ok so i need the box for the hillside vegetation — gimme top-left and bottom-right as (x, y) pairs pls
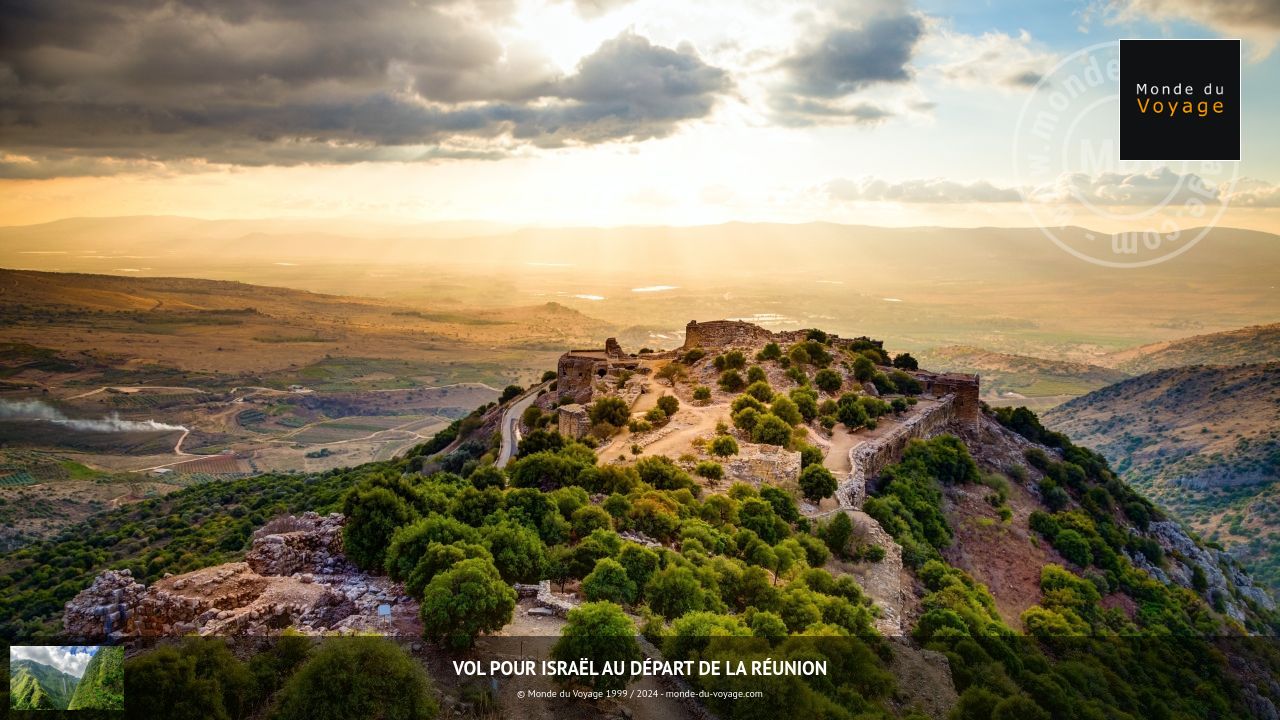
(1046, 363), (1280, 593)
(9, 659), (78, 710)
(67, 646), (125, 710)
(1105, 323), (1280, 374)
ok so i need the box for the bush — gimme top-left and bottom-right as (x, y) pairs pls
(745, 380), (775, 402)
(500, 385), (524, 403)
(758, 342), (783, 361)
(770, 395), (803, 426)
(853, 356), (875, 382)
(1052, 529), (1093, 567)
(582, 558), (637, 604)
(405, 542), (492, 599)
(747, 366), (768, 384)
(589, 397), (631, 427)
(821, 512), (853, 557)
(468, 465), (506, 490)
(125, 639), (257, 720)
(799, 464), (838, 502)
(718, 370), (746, 392)
(483, 522), (547, 582)
(342, 487), (417, 573)
(551, 603), (642, 692)
(571, 504), (613, 538)
(385, 514), (479, 581)
(657, 395), (680, 416)
(892, 353), (919, 371)
(710, 435), (739, 457)
(635, 455), (696, 491)
(644, 407), (668, 425)
(695, 461), (724, 481)
(269, 638), (439, 720)
(751, 413), (793, 446)
(693, 385), (711, 401)
(814, 369), (843, 393)
(647, 566), (711, 619)
(419, 558), (516, 649)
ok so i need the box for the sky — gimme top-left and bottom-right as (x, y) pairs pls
(10, 645), (99, 678)
(2, 0), (1279, 231)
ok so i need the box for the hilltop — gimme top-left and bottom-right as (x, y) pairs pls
(9, 659), (79, 710)
(1045, 362), (1280, 593)
(1102, 322), (1280, 374)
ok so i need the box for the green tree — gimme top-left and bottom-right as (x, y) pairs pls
(657, 395), (680, 416)
(500, 385), (524, 403)
(821, 512), (854, 557)
(468, 465), (506, 490)
(799, 464), (838, 502)
(124, 639), (257, 720)
(483, 521), (547, 583)
(342, 487), (417, 573)
(269, 638), (439, 720)
(745, 380), (775, 402)
(892, 353), (919, 371)
(758, 342), (782, 361)
(419, 558), (516, 649)
(385, 514), (480, 581)
(710, 435), (739, 457)
(635, 455), (695, 491)
(693, 385), (711, 401)
(752, 413), (793, 446)
(406, 542), (493, 599)
(695, 461), (724, 481)
(589, 397), (631, 427)
(571, 504), (613, 538)
(718, 370), (746, 392)
(853, 356), (875, 382)
(814, 369), (843, 394)
(1052, 529), (1093, 567)
(647, 566), (711, 619)
(747, 365), (768, 384)
(770, 395), (803, 426)
(582, 557), (638, 604)
(551, 602), (642, 692)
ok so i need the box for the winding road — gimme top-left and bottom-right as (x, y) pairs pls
(496, 382), (550, 468)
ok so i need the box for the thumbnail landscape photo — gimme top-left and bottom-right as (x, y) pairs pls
(1, 0), (1278, 719)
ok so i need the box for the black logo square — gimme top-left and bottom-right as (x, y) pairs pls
(1120, 39), (1240, 161)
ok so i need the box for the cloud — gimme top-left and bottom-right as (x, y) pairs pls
(825, 177), (1021, 203)
(1222, 177), (1280, 207)
(0, 2), (730, 177)
(10, 646), (99, 679)
(0, 400), (188, 432)
(1026, 167), (1223, 206)
(771, 5), (924, 124)
(1091, 0), (1280, 56)
(925, 28), (1058, 90)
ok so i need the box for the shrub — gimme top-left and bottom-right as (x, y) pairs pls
(814, 369), (843, 393)
(405, 542), (492, 599)
(718, 370), (745, 392)
(853, 356), (875, 382)
(571, 504), (613, 538)
(551, 603), (642, 692)
(745, 380), (775, 402)
(751, 413), (793, 446)
(758, 342), (783, 361)
(770, 395), (803, 426)
(419, 558), (516, 649)
(693, 385), (711, 401)
(695, 461), (724, 481)
(656, 395), (680, 416)
(747, 366), (768, 384)
(799, 464), (838, 502)
(342, 487), (417, 573)
(467, 465), (506, 491)
(821, 512), (853, 557)
(269, 638), (438, 720)
(710, 435), (739, 457)
(1053, 529), (1092, 567)
(483, 522), (547, 583)
(589, 397), (631, 427)
(582, 558), (637, 604)
(500, 385), (524, 403)
(646, 566), (712, 619)
(644, 407), (668, 424)
(635, 455), (696, 491)
(892, 353), (918, 371)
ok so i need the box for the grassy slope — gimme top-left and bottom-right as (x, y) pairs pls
(67, 646), (124, 710)
(1045, 363), (1280, 592)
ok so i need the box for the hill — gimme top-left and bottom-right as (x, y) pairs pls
(1045, 363), (1280, 593)
(66, 647), (124, 710)
(918, 346), (1130, 409)
(9, 658), (79, 710)
(1103, 323), (1280, 374)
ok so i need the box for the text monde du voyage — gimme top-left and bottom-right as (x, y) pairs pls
(452, 658), (829, 678)
(1134, 82), (1228, 118)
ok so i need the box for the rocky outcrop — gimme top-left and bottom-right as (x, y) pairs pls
(1144, 520), (1276, 622)
(64, 512), (418, 638)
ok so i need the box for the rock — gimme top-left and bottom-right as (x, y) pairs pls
(300, 573), (314, 584)
(528, 607), (555, 616)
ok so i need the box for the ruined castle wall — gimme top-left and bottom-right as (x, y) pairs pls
(682, 320), (777, 350)
(836, 397), (958, 508)
(557, 354), (608, 403)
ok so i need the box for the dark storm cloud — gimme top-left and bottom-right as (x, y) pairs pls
(0, 1), (730, 177)
(772, 9), (923, 124)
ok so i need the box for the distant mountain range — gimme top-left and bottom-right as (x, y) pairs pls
(10, 658), (79, 710)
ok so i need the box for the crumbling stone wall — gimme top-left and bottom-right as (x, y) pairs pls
(556, 404), (591, 440)
(682, 320), (776, 350)
(722, 443), (802, 493)
(837, 397), (958, 507)
(914, 372), (980, 427)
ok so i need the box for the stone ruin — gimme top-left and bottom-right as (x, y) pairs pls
(556, 403), (591, 440)
(64, 512), (418, 639)
(556, 337), (644, 404)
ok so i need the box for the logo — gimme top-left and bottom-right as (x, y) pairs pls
(1120, 39), (1240, 161)
(1013, 42), (1240, 269)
